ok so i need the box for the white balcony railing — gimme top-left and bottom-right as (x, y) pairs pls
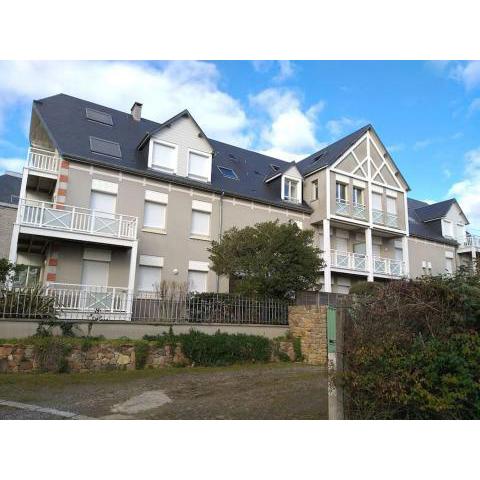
(336, 198), (350, 216)
(27, 147), (60, 174)
(330, 249), (368, 272)
(18, 198), (138, 241)
(372, 209), (384, 224)
(464, 235), (480, 248)
(385, 212), (399, 228)
(373, 256), (405, 277)
(352, 202), (367, 220)
(45, 283), (129, 312)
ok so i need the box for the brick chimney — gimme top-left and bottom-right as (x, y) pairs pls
(131, 102), (143, 121)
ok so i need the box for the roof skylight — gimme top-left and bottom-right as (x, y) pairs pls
(89, 136), (122, 158)
(218, 166), (238, 180)
(86, 108), (113, 126)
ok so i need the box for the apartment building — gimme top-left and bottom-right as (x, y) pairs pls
(4, 93), (478, 306)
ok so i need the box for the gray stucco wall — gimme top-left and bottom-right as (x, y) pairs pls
(408, 236), (456, 278)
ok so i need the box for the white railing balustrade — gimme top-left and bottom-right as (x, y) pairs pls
(27, 147), (60, 174)
(330, 249), (368, 272)
(372, 209), (384, 224)
(373, 256), (404, 277)
(464, 235), (480, 248)
(352, 202), (367, 220)
(385, 212), (399, 228)
(336, 198), (350, 216)
(18, 198), (138, 241)
(46, 283), (129, 313)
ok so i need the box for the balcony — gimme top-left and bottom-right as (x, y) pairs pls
(18, 198), (138, 242)
(335, 198), (350, 216)
(373, 256), (405, 277)
(27, 147), (60, 175)
(385, 212), (399, 228)
(352, 202), (368, 220)
(372, 209), (384, 225)
(464, 235), (480, 248)
(330, 249), (368, 272)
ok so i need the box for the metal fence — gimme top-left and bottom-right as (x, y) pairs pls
(295, 290), (350, 307)
(0, 288), (290, 325)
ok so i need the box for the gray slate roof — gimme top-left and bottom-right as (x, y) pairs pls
(413, 198), (458, 222)
(0, 173), (21, 206)
(297, 124), (372, 176)
(33, 94), (311, 213)
(407, 198), (458, 245)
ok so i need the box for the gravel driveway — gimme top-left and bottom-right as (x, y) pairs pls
(0, 363), (328, 420)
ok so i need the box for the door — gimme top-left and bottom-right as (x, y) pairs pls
(353, 242), (366, 270)
(334, 237), (349, 268)
(81, 259), (110, 310)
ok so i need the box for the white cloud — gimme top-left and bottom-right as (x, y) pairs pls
(274, 61), (295, 82)
(0, 60), (252, 148)
(468, 98), (480, 115)
(386, 143), (404, 153)
(422, 199), (436, 205)
(450, 61), (480, 90)
(414, 138), (434, 150)
(325, 117), (366, 138)
(0, 157), (25, 173)
(249, 88), (324, 160)
(448, 147), (480, 228)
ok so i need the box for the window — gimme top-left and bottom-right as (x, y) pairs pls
(14, 265), (40, 287)
(86, 108), (113, 126)
(81, 259), (109, 286)
(442, 219), (454, 238)
(336, 182), (347, 201)
(456, 223), (466, 243)
(137, 265), (162, 292)
(372, 192), (382, 210)
(353, 187), (364, 205)
(311, 180), (319, 201)
(191, 210), (210, 237)
(188, 270), (207, 293)
(143, 201), (166, 230)
(89, 137), (122, 158)
(90, 190), (116, 215)
(188, 150), (211, 181)
(445, 258), (453, 274)
(283, 177), (301, 203)
(218, 166), (238, 180)
(151, 141), (177, 173)
(386, 196), (397, 214)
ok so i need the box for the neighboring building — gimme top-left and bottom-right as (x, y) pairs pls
(3, 93), (478, 306)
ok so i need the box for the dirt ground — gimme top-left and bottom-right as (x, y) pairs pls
(0, 363), (328, 420)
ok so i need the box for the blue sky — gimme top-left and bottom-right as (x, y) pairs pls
(0, 60), (479, 229)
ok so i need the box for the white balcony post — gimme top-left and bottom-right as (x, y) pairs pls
(125, 240), (138, 321)
(365, 227), (374, 282)
(70, 206), (75, 231)
(401, 235), (409, 278)
(323, 219), (332, 292)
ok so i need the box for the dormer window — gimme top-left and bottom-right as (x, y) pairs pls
(149, 140), (178, 174)
(282, 176), (301, 204)
(442, 219), (454, 238)
(188, 149), (212, 182)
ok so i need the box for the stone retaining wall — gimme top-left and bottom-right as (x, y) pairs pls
(288, 305), (327, 366)
(0, 339), (296, 374)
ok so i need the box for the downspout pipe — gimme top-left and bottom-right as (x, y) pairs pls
(216, 191), (225, 293)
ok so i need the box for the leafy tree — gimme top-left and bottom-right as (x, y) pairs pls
(0, 258), (21, 285)
(208, 220), (325, 299)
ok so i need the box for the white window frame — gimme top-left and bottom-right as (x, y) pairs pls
(143, 190), (168, 231)
(386, 195), (397, 214)
(137, 265), (162, 293)
(352, 186), (364, 205)
(148, 139), (179, 174)
(336, 182), (348, 202)
(282, 175), (302, 203)
(311, 179), (319, 201)
(442, 219), (454, 238)
(143, 201), (167, 231)
(187, 261), (209, 293)
(187, 148), (212, 183)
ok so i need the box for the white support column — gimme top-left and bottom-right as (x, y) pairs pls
(125, 240), (138, 321)
(401, 235), (410, 278)
(323, 219), (332, 292)
(8, 224), (20, 264)
(365, 227), (374, 282)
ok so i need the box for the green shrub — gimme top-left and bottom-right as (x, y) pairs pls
(179, 330), (271, 366)
(293, 337), (303, 362)
(134, 341), (150, 370)
(33, 337), (72, 373)
(339, 270), (480, 419)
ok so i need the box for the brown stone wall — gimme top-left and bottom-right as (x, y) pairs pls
(288, 305), (327, 366)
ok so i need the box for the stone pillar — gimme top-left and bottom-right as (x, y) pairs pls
(365, 227), (374, 282)
(323, 219), (332, 292)
(288, 305), (327, 366)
